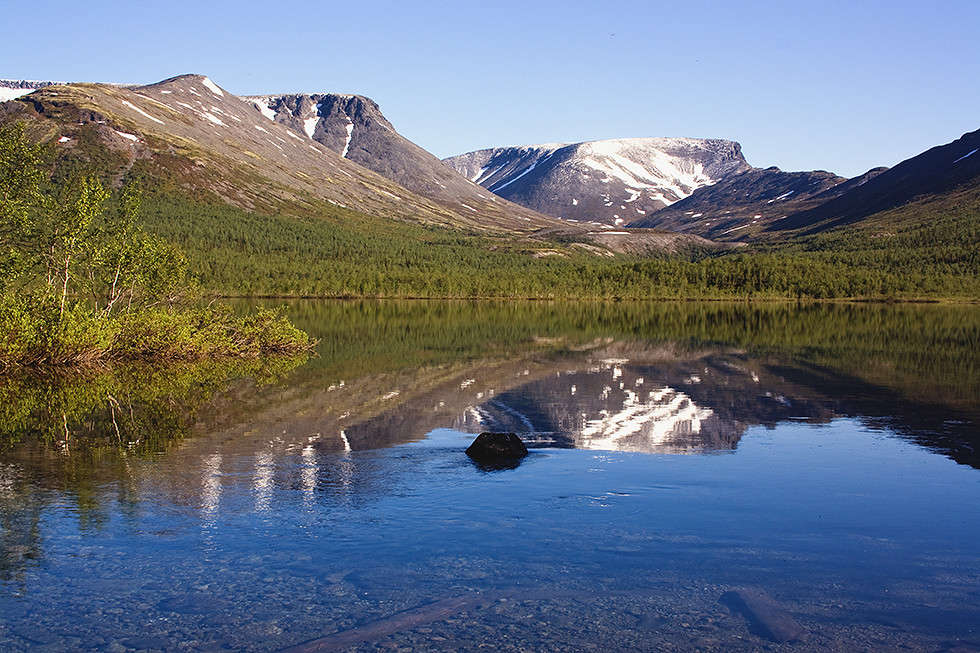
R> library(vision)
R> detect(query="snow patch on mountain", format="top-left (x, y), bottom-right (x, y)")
top-left (201, 77), bottom-right (224, 97)
top-left (0, 80), bottom-right (64, 103)
top-left (121, 100), bottom-right (165, 125)
top-left (0, 87), bottom-right (34, 102)
top-left (250, 99), bottom-right (276, 121)
top-left (303, 115), bottom-right (319, 138)
top-left (341, 118), bottom-right (354, 157)
top-left (202, 112), bottom-right (225, 126)
top-left (578, 139), bottom-right (718, 199)
top-left (954, 148), bottom-right (978, 164)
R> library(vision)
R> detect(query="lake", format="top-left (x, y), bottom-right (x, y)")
top-left (1, 301), bottom-right (978, 651)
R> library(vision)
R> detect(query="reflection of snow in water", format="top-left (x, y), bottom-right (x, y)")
top-left (578, 387), bottom-right (713, 451)
top-left (487, 400), bottom-right (534, 430)
top-left (301, 444), bottom-right (317, 506)
top-left (201, 454), bottom-right (222, 517)
top-left (254, 451), bottom-right (274, 512)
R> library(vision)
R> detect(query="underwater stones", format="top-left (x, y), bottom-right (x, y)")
top-left (720, 588), bottom-right (804, 643)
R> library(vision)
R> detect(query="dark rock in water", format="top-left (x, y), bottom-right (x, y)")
top-left (465, 432), bottom-right (528, 464)
top-left (720, 587), bottom-right (804, 643)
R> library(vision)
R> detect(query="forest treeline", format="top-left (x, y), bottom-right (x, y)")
top-left (139, 188), bottom-right (980, 301)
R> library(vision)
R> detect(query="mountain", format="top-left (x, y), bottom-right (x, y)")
top-left (0, 79), bottom-right (61, 102)
top-left (1, 74), bottom-right (558, 233)
top-left (244, 93), bottom-right (511, 216)
top-left (629, 166), bottom-right (887, 240)
top-left (769, 127), bottom-right (980, 234)
top-left (444, 138), bottom-right (751, 226)
top-left (0, 74), bottom-right (726, 264)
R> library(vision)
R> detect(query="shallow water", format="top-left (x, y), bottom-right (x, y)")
top-left (1, 301), bottom-right (979, 651)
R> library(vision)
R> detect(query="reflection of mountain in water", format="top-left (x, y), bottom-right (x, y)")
top-left (3, 303), bottom-right (979, 588)
top-left (453, 354), bottom-right (837, 454)
top-left (459, 363), bottom-right (725, 453)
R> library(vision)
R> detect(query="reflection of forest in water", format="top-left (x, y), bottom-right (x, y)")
top-left (1, 301), bottom-right (978, 582)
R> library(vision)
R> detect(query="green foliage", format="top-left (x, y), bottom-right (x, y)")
top-left (137, 187), bottom-right (980, 301)
top-left (0, 353), bottom-right (308, 455)
top-left (0, 123), bottom-right (48, 282)
top-left (0, 296), bottom-right (311, 368)
top-left (0, 123), bottom-right (312, 369)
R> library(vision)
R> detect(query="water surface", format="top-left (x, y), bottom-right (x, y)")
top-left (1, 302), bottom-right (978, 651)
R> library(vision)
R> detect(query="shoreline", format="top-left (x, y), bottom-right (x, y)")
top-left (217, 294), bottom-right (979, 305)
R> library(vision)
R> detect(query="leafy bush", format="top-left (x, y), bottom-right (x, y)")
top-left (0, 123), bottom-right (312, 369)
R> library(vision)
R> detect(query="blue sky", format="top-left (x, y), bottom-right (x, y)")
top-left (3, 0), bottom-right (978, 177)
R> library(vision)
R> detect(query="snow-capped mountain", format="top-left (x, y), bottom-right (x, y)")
top-left (444, 137), bottom-right (751, 226)
top-left (244, 92), bottom-right (519, 214)
top-left (0, 74), bottom-right (724, 256)
top-left (0, 79), bottom-right (62, 102)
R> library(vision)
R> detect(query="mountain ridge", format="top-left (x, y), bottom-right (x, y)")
top-left (628, 165), bottom-right (889, 240)
top-left (0, 73), bottom-right (724, 258)
top-left (444, 137), bottom-right (751, 226)
top-left (243, 92), bottom-right (523, 216)
top-left (2, 74), bottom-right (558, 234)
top-left (768, 127), bottom-right (980, 234)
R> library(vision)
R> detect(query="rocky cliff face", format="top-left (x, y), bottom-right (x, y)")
top-left (445, 138), bottom-right (752, 226)
top-left (245, 92), bottom-right (537, 220)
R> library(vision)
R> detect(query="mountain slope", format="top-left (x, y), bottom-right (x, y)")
top-left (444, 138), bottom-right (751, 226)
top-left (2, 74), bottom-right (558, 234)
top-left (629, 166), bottom-right (887, 240)
top-left (1, 74), bottom-right (727, 265)
top-left (770, 127), bottom-right (980, 234)
top-left (244, 92), bottom-right (549, 225)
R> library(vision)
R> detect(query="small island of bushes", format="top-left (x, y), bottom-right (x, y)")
top-left (0, 123), bottom-right (311, 370)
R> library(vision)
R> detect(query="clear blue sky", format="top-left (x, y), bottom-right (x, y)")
top-left (3, 0), bottom-right (978, 177)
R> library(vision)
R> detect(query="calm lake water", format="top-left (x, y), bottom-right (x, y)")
top-left (1, 301), bottom-right (979, 651)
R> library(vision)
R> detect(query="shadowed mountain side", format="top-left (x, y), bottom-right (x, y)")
top-left (769, 127), bottom-right (980, 234)
top-left (629, 167), bottom-right (887, 240)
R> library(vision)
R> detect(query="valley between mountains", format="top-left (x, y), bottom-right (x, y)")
top-left (1, 74), bottom-right (978, 300)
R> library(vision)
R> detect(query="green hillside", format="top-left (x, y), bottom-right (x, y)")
top-left (138, 186), bottom-right (980, 300)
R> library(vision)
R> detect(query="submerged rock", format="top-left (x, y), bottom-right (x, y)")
top-left (720, 587), bottom-right (804, 643)
top-left (465, 432), bottom-right (528, 464)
